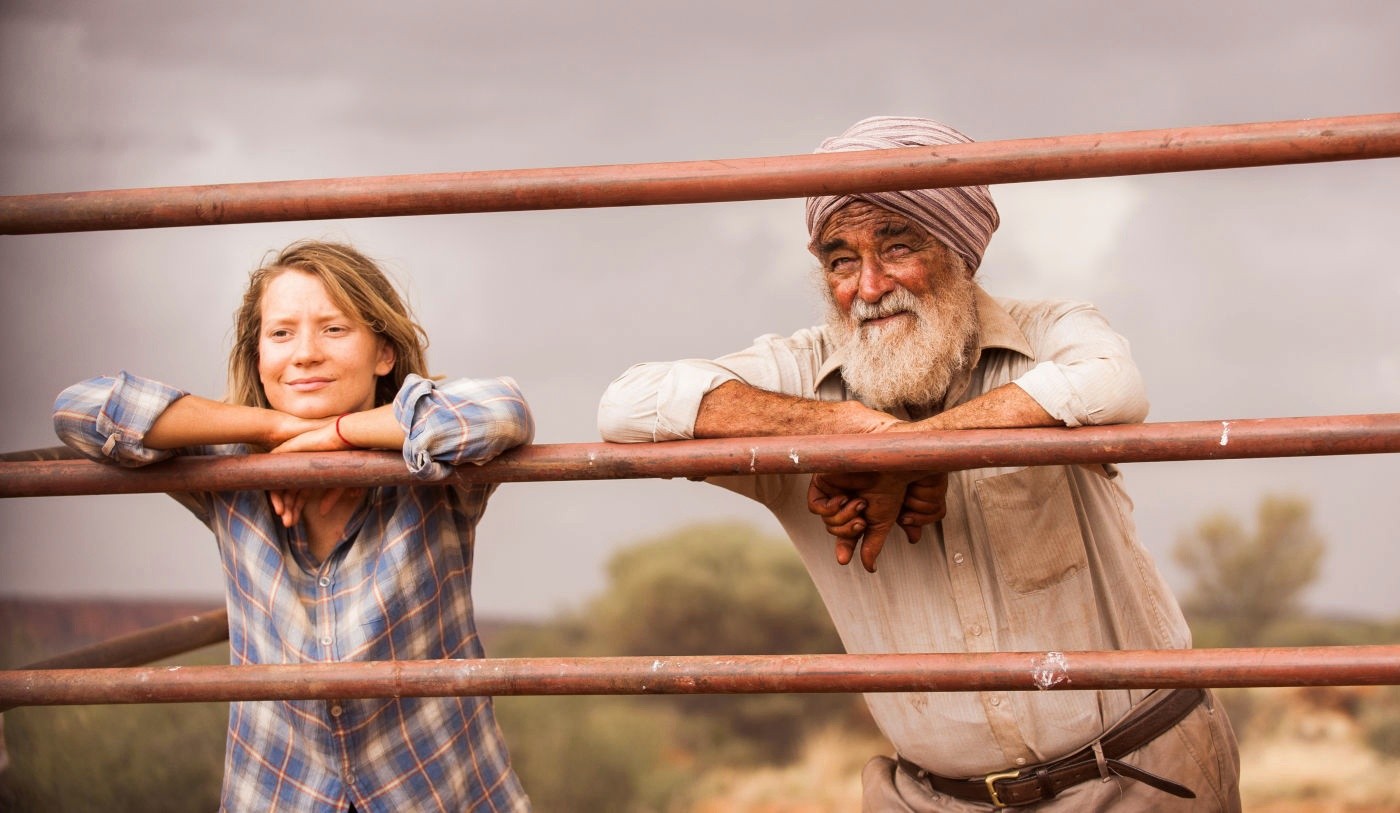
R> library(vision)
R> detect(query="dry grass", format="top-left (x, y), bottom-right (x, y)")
top-left (1237, 687), bottom-right (1400, 812)
top-left (687, 726), bottom-right (887, 813)
top-left (684, 688), bottom-right (1400, 813)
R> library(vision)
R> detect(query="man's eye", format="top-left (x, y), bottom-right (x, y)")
top-left (828, 256), bottom-right (856, 272)
top-left (887, 243), bottom-right (911, 254)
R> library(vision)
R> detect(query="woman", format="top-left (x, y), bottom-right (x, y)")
top-left (54, 241), bottom-right (533, 812)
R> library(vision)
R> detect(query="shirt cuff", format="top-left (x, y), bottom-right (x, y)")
top-left (654, 364), bottom-right (740, 441)
top-left (1012, 361), bottom-right (1087, 428)
top-left (95, 372), bottom-right (188, 465)
top-left (394, 375), bottom-right (447, 479)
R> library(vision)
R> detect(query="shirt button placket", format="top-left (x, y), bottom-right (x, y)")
top-left (317, 570), bottom-right (334, 657)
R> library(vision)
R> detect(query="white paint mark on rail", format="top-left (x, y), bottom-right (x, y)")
top-left (1031, 651), bottom-right (1069, 690)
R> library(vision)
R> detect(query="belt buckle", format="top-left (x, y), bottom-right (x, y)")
top-left (984, 769), bottom-right (1020, 808)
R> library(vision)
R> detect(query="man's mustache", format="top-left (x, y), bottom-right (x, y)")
top-left (850, 289), bottom-right (921, 324)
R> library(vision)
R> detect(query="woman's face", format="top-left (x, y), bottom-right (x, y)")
top-left (257, 270), bottom-right (394, 418)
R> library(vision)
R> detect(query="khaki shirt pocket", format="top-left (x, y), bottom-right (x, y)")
top-left (973, 465), bottom-right (1089, 593)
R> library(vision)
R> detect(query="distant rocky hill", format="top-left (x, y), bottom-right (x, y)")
top-left (1, 596), bottom-right (223, 665)
top-left (0, 597), bottom-right (527, 667)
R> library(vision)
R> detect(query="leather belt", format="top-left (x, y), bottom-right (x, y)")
top-left (898, 687), bottom-right (1205, 808)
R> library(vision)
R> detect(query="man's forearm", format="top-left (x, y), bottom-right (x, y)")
top-left (693, 380), bottom-right (900, 438)
top-left (892, 383), bottom-right (1060, 433)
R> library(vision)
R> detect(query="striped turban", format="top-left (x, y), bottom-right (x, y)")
top-left (806, 116), bottom-right (1000, 272)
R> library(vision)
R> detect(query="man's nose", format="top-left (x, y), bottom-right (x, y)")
top-left (856, 257), bottom-right (896, 303)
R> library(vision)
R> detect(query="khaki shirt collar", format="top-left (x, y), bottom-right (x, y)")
top-left (815, 285), bottom-right (1034, 389)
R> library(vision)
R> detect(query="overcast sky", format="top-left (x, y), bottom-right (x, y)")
top-left (2, 0), bottom-right (1397, 621)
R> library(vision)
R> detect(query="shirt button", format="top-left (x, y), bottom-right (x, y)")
top-left (990, 696), bottom-right (1001, 707)
top-left (970, 624), bottom-right (983, 637)
top-left (1016, 757), bottom-right (1027, 766)
top-left (345, 773), bottom-right (355, 785)
top-left (320, 636), bottom-right (333, 646)
top-left (318, 576), bottom-right (330, 587)
top-left (952, 552), bottom-right (965, 565)
top-left (330, 704), bottom-right (343, 718)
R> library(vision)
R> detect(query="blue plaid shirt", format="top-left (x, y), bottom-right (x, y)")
top-left (54, 372), bottom-right (534, 812)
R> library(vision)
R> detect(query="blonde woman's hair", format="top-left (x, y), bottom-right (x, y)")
top-left (228, 240), bottom-right (429, 409)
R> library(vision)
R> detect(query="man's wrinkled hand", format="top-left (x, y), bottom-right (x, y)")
top-left (897, 473), bottom-right (949, 545)
top-left (808, 471), bottom-right (920, 573)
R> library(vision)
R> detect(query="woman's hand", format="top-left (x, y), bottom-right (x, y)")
top-left (266, 415), bottom-right (363, 527)
top-left (267, 486), bottom-right (365, 528)
top-left (269, 419), bottom-right (354, 454)
top-left (266, 414), bottom-right (337, 451)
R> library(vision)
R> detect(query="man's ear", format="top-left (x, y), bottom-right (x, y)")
top-left (375, 341), bottom-right (396, 377)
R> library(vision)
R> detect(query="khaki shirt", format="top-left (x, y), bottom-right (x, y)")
top-left (597, 287), bottom-right (1191, 777)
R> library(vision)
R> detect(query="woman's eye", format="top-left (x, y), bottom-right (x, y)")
top-left (268, 329), bottom-right (291, 340)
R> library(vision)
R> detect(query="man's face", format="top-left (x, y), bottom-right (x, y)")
top-left (812, 201), bottom-right (978, 410)
top-left (813, 200), bottom-right (962, 319)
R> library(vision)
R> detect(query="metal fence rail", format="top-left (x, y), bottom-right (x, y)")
top-left (0, 608), bottom-right (229, 714)
top-left (5, 413), bottom-right (1399, 498)
top-left (3, 113), bottom-right (1397, 711)
top-left (3, 646), bottom-right (1398, 708)
top-left (2, 113), bottom-right (1397, 234)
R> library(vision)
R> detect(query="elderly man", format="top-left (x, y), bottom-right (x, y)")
top-left (598, 117), bottom-right (1241, 811)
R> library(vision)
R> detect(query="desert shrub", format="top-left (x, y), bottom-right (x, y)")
top-left (483, 521), bottom-right (876, 809)
top-left (492, 694), bottom-right (690, 813)
top-left (1174, 495), bottom-right (1324, 647)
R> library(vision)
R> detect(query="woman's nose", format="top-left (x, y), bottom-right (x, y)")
top-left (291, 333), bottom-right (323, 364)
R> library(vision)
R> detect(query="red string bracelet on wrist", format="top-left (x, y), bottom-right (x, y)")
top-left (334, 414), bottom-right (360, 449)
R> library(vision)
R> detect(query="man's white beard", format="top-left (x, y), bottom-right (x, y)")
top-left (825, 279), bottom-right (979, 410)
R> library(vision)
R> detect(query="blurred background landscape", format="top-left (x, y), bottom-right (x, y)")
top-left (4, 504), bottom-right (1399, 811)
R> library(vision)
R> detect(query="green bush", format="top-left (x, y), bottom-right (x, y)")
top-left (493, 695), bottom-right (690, 813)
top-left (584, 522), bottom-right (856, 764)
top-left (481, 521), bottom-right (875, 809)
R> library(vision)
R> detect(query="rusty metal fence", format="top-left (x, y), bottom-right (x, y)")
top-left (3, 113), bottom-right (1400, 709)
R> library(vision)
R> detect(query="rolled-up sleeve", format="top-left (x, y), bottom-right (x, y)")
top-left (53, 372), bottom-right (189, 466)
top-left (394, 374), bottom-right (535, 479)
top-left (598, 328), bottom-right (831, 443)
top-left (1011, 303), bottom-right (1149, 427)
top-left (597, 361), bottom-right (739, 443)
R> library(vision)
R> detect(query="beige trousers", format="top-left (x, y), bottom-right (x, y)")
top-left (862, 691), bottom-right (1241, 812)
